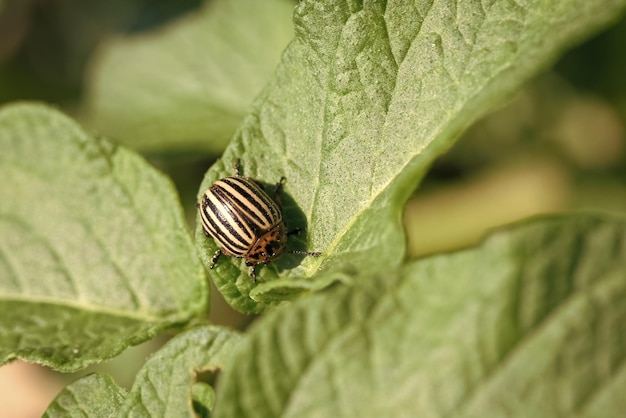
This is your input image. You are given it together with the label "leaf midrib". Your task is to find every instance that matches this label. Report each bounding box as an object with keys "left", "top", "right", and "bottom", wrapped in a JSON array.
[{"left": 0, "top": 294, "right": 167, "bottom": 322}]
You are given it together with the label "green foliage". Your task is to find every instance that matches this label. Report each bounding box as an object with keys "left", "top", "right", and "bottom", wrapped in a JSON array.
[
  {"left": 0, "top": 103, "right": 207, "bottom": 371},
  {"left": 45, "top": 326, "right": 240, "bottom": 417},
  {"left": 0, "top": 0, "right": 624, "bottom": 416},
  {"left": 196, "top": 0, "right": 626, "bottom": 312},
  {"left": 83, "top": 0, "right": 295, "bottom": 153},
  {"left": 43, "top": 374, "right": 127, "bottom": 418},
  {"left": 215, "top": 214, "right": 626, "bottom": 417}
]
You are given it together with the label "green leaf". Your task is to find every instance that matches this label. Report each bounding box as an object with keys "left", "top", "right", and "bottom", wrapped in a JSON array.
[
  {"left": 83, "top": 0, "right": 295, "bottom": 153},
  {"left": 42, "top": 326, "right": 238, "bottom": 417},
  {"left": 196, "top": 0, "right": 626, "bottom": 313},
  {"left": 44, "top": 374, "right": 127, "bottom": 418},
  {"left": 117, "top": 325, "right": 241, "bottom": 417},
  {"left": 214, "top": 213, "right": 626, "bottom": 418},
  {"left": 192, "top": 381, "right": 216, "bottom": 418},
  {"left": 0, "top": 103, "right": 207, "bottom": 371}
]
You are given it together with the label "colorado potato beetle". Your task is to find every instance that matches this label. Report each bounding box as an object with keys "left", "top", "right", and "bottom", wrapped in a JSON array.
[{"left": 198, "top": 161, "right": 320, "bottom": 279}]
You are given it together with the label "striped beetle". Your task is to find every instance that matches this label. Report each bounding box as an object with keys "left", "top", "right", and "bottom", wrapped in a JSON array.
[{"left": 199, "top": 161, "right": 320, "bottom": 279}]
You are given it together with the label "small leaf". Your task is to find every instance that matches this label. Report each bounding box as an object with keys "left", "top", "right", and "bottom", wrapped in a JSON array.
[
  {"left": 0, "top": 103, "right": 207, "bottom": 371},
  {"left": 192, "top": 382, "right": 215, "bottom": 417},
  {"left": 83, "top": 0, "right": 295, "bottom": 153},
  {"left": 196, "top": 0, "right": 626, "bottom": 312},
  {"left": 214, "top": 214, "right": 626, "bottom": 418},
  {"left": 44, "top": 374, "right": 127, "bottom": 418},
  {"left": 117, "top": 325, "right": 241, "bottom": 417}
]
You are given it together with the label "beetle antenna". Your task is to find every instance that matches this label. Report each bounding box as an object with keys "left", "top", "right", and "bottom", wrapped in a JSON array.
[{"left": 289, "top": 250, "right": 322, "bottom": 256}]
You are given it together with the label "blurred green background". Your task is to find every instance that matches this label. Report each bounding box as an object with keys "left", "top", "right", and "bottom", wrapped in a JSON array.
[{"left": 1, "top": 0, "right": 625, "bottom": 416}]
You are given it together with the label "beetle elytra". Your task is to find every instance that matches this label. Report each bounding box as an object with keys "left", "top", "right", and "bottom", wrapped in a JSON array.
[{"left": 199, "top": 161, "right": 320, "bottom": 279}]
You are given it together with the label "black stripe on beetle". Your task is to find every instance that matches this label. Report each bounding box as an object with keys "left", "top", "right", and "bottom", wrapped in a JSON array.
[
  {"left": 199, "top": 161, "right": 321, "bottom": 279},
  {"left": 202, "top": 191, "right": 252, "bottom": 251},
  {"left": 217, "top": 178, "right": 278, "bottom": 229}
]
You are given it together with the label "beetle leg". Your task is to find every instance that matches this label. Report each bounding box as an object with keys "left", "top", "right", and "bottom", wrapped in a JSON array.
[
  {"left": 286, "top": 229, "right": 321, "bottom": 255},
  {"left": 273, "top": 177, "right": 286, "bottom": 207},
  {"left": 248, "top": 264, "right": 257, "bottom": 282},
  {"left": 287, "top": 228, "right": 301, "bottom": 236},
  {"left": 210, "top": 249, "right": 223, "bottom": 269}
]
